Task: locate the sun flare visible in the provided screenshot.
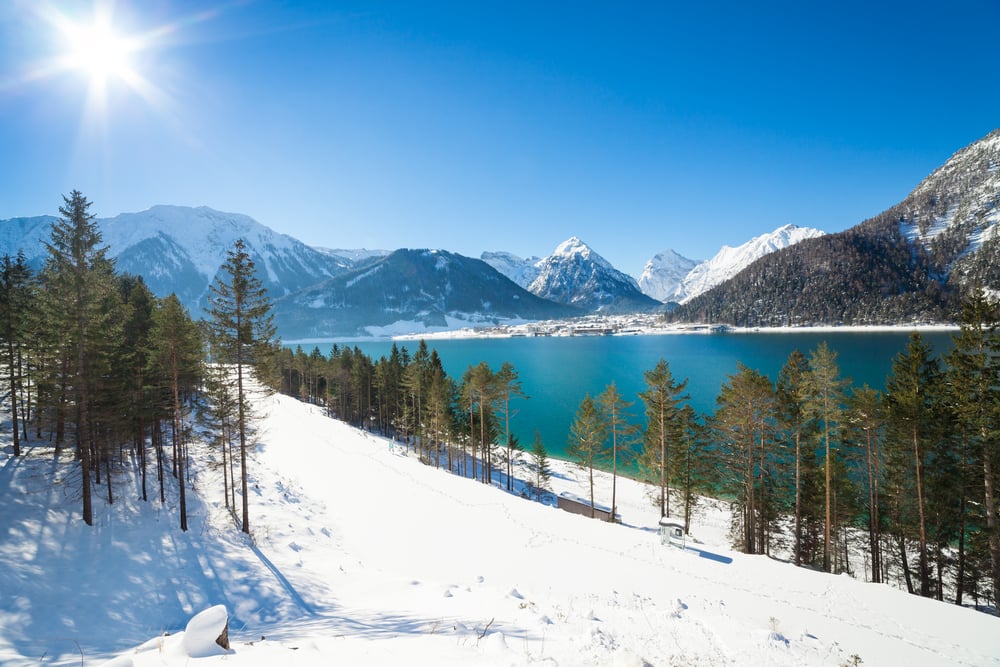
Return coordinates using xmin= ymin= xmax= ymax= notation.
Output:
xmin=64 ymin=18 xmax=135 ymax=84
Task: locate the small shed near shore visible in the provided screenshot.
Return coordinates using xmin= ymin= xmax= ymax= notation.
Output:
xmin=557 ymin=491 xmax=617 ymax=522
xmin=659 ymin=517 xmax=686 ymax=548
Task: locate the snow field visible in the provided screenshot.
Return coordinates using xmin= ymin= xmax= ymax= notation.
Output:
xmin=1 ymin=388 xmax=998 ymax=665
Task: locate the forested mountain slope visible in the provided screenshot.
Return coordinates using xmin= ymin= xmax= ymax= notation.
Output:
xmin=669 ymin=129 xmax=1000 ymax=326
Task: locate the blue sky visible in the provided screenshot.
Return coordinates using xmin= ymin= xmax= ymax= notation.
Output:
xmin=1 ymin=0 xmax=997 ymax=277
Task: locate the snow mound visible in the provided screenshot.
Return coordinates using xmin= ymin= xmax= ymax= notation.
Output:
xmin=181 ymin=604 xmax=231 ymax=658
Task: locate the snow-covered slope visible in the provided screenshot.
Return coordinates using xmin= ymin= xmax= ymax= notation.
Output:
xmin=637 ymin=249 xmax=700 ymax=303
xmin=480 ymin=250 xmax=542 ymax=289
xmin=677 ymin=224 xmax=825 ymax=303
xmin=896 ymin=128 xmax=1000 ymax=287
xmin=528 ymin=237 xmax=661 ymax=312
xmin=2 ymin=386 xmax=996 ymax=666
xmin=313 ymin=247 xmax=392 ymax=265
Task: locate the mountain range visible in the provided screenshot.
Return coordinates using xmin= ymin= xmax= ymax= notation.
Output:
xmin=1 ymin=128 xmax=997 ymax=336
xmin=0 ymin=206 xmax=781 ymax=338
xmin=669 ymin=128 xmax=1000 ymax=326
xmin=636 ymin=224 xmax=825 ymax=304
xmin=482 ymin=237 xmax=662 ymax=313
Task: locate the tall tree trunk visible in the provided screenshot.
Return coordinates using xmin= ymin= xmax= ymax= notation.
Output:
xmin=7 ymin=336 xmax=20 ymax=456
xmin=912 ymin=427 xmax=930 ymax=596
xmin=174 ymin=360 xmax=188 ymax=532
xmin=238 ymin=361 xmax=250 ymax=534
xmin=824 ymin=403 xmax=832 ymax=573
xmin=982 ymin=431 xmax=1000 ymax=616
xmin=795 ymin=430 xmax=802 ymax=567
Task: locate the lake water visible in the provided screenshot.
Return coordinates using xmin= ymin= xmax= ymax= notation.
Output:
xmin=303 ymin=330 xmax=956 ymax=461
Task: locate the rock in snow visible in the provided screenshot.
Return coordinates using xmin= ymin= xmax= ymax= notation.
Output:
xmin=181 ymin=605 xmax=231 ymax=657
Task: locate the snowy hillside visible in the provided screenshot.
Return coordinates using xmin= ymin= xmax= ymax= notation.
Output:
xmin=528 ymin=237 xmax=661 ymax=312
xmin=676 ymin=224 xmax=825 ymax=303
xmin=902 ymin=128 xmax=1000 ymax=256
xmin=313 ymin=247 xmax=392 ymax=265
xmin=2 ymin=387 xmax=997 ymax=666
xmin=480 ymin=250 xmax=542 ymax=289
xmin=637 ymin=249 xmax=700 ymax=303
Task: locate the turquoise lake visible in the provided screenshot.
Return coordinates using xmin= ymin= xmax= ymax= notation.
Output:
xmin=296 ymin=330 xmax=956 ymax=461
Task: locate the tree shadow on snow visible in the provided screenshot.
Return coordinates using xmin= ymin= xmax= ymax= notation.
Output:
xmin=0 ymin=447 xmax=312 ymax=664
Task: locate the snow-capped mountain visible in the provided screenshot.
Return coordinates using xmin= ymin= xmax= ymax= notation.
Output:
xmin=0 ymin=205 xmax=347 ymax=317
xmin=480 ymin=250 xmax=542 ymax=289
xmin=670 ymin=128 xmax=1000 ymax=326
xmin=108 ymin=206 xmax=351 ymax=314
xmin=637 ymin=249 xmax=700 ymax=303
xmin=274 ymin=248 xmax=581 ymax=338
xmin=674 ymin=224 xmax=826 ymax=303
xmin=527 ymin=237 xmax=662 ymax=313
xmin=899 ymin=128 xmax=1000 ymax=282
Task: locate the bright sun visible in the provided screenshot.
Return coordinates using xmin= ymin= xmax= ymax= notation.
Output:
xmin=63 ymin=18 xmax=136 ymax=85
xmin=30 ymin=2 xmax=170 ymax=122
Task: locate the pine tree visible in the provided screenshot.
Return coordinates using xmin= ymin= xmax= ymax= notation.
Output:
xmin=846 ymin=384 xmax=886 ymax=583
xmin=712 ymin=363 xmax=775 ymax=554
xmin=41 ymin=190 xmax=117 ymax=526
xmin=461 ymin=362 xmax=496 ymax=483
xmin=568 ymin=393 xmax=608 ymax=518
xmin=673 ymin=405 xmax=708 ymax=533
xmin=528 ymin=430 xmax=552 ymax=501
xmin=425 ymin=355 xmax=455 ymax=470
xmin=0 ymin=252 xmax=33 ymax=457
xmin=944 ymin=289 xmax=1000 ymax=612
xmin=117 ymin=275 xmax=156 ymax=502
xmin=803 ymin=342 xmax=849 ymax=572
xmin=776 ymin=349 xmax=813 ymax=566
xmin=150 ymin=294 xmax=203 ymax=531
xmin=885 ymin=332 xmax=942 ymax=596
xmin=495 ymin=361 xmax=527 ymax=491
xmin=598 ymin=381 xmax=633 ymax=522
xmin=638 ymin=359 xmax=689 ymax=518
xmin=207 ymin=239 xmax=277 ymax=534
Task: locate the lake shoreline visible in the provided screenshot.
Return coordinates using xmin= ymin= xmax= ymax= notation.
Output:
xmin=284 ymin=321 xmax=960 ymax=346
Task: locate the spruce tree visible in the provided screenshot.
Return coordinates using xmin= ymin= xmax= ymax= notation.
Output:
xmin=41 ymin=190 xmax=116 ymax=526
xmin=208 ymin=239 xmax=277 ymax=534
xmin=528 ymin=430 xmax=552 ymax=501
